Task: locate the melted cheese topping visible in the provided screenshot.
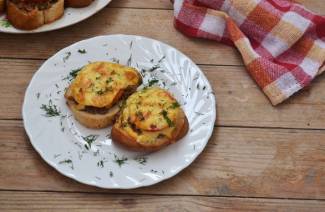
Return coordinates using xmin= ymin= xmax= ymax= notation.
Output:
xmin=69 ymin=62 xmax=141 ymax=108
xmin=117 ymin=87 xmax=183 ymax=144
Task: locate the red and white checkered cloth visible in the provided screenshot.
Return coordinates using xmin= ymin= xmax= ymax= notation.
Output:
xmin=173 ymin=0 xmax=325 ymax=105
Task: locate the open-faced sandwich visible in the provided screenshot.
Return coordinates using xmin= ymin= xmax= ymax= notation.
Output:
xmin=3 ymin=0 xmax=95 ymax=30
xmin=65 ymin=0 xmax=93 ymax=8
xmin=112 ymin=87 xmax=189 ymax=152
xmin=7 ymin=0 xmax=65 ymax=30
xmin=64 ymin=62 xmax=142 ymax=129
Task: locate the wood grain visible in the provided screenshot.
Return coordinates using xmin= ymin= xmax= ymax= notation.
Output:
xmin=0 ymin=8 xmax=243 ymax=65
xmin=112 ymin=0 xmax=325 ymax=14
xmin=1 ymin=120 xmax=324 ymax=199
xmin=110 ymin=0 xmax=172 ymax=9
xmin=1 ymin=191 xmax=325 ymax=212
xmin=1 ymin=59 xmax=325 ymax=129
xmin=0 ymin=1 xmax=323 ymax=63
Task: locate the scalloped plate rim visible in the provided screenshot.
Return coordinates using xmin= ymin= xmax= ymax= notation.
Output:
xmin=22 ymin=34 xmax=216 ymax=189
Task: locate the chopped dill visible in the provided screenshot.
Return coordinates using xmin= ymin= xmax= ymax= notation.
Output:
xmin=113 ymin=154 xmax=128 ymax=167
xmin=63 ymin=67 xmax=82 ymax=81
xmin=170 ymin=102 xmax=180 ymax=109
xmin=40 ymin=100 xmax=61 ymax=117
xmin=160 ymin=110 xmax=174 ymax=127
xmin=134 ymin=156 xmax=147 ymax=165
xmin=148 ymin=79 xmax=159 ymax=87
xmin=63 ymin=52 xmax=71 ymax=62
xmin=97 ymin=160 xmax=104 ymax=168
xmin=82 ymin=135 xmax=99 ymax=150
xmin=78 ymin=49 xmax=87 ymax=54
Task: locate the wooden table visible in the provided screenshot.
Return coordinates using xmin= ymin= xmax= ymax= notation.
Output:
xmin=1 ymin=0 xmax=325 ymax=211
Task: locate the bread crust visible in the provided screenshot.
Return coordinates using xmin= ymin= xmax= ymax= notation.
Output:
xmin=112 ymin=110 xmax=189 ymax=152
xmin=6 ymin=0 xmax=64 ymax=30
xmin=64 ymin=62 xmax=142 ymax=129
xmin=67 ymin=99 xmax=120 ymax=129
xmin=44 ymin=0 xmax=64 ymax=24
xmin=65 ymin=0 xmax=93 ymax=8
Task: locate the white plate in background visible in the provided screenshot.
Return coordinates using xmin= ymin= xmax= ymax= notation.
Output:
xmin=0 ymin=0 xmax=112 ymax=33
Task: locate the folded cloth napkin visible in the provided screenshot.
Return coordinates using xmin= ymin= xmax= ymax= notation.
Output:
xmin=173 ymin=0 xmax=325 ymax=105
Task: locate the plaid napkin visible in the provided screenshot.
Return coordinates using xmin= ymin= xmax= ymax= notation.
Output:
xmin=173 ymin=0 xmax=325 ymax=105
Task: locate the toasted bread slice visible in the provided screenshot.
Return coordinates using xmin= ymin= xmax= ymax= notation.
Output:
xmin=112 ymin=87 xmax=189 ymax=152
xmin=0 ymin=0 xmax=5 ymax=13
xmin=65 ymin=62 xmax=142 ymax=129
xmin=65 ymin=0 xmax=93 ymax=8
xmin=7 ymin=0 xmax=64 ymax=30
xmin=66 ymin=99 xmax=120 ymax=129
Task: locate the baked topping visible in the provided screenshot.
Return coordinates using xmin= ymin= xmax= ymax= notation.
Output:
xmin=116 ymin=87 xmax=183 ymax=144
xmin=67 ymin=62 xmax=141 ymax=109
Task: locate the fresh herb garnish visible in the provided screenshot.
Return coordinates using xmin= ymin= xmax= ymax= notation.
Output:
xmin=134 ymin=156 xmax=147 ymax=165
xmin=170 ymin=82 xmax=177 ymax=86
xmin=63 ymin=52 xmax=71 ymax=62
xmin=160 ymin=110 xmax=174 ymax=127
xmin=158 ymin=55 xmax=166 ymax=63
xmin=148 ymin=79 xmax=159 ymax=87
xmin=59 ymin=159 xmax=74 ymax=169
xmin=111 ymin=58 xmax=120 ymax=64
xmin=109 ymin=171 xmax=114 ymax=177
xmin=96 ymin=89 xmax=105 ymax=95
xmin=40 ymin=100 xmax=61 ymax=117
xmin=97 ymin=160 xmax=104 ymax=168
xmin=0 ymin=20 xmax=11 ymax=28
xmin=113 ymin=154 xmax=128 ymax=167
xmin=63 ymin=67 xmax=82 ymax=81
xmin=78 ymin=49 xmax=87 ymax=54
xmin=82 ymin=135 xmax=99 ymax=150
xmin=106 ymin=77 xmax=113 ymax=84
xmin=170 ymin=102 xmax=180 ymax=109
xmin=135 ymin=111 xmax=145 ymax=121
xmin=54 ymin=154 xmax=61 ymax=159
xmin=148 ymin=65 xmax=160 ymax=72
xmin=127 ymin=54 xmax=132 ymax=66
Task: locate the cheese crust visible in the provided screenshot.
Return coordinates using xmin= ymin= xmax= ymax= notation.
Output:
xmin=65 ymin=61 xmax=142 ymax=129
xmin=112 ymin=87 xmax=189 ymax=151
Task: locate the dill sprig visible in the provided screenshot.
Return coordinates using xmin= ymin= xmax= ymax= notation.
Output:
xmin=170 ymin=102 xmax=180 ymax=109
xmin=148 ymin=79 xmax=159 ymax=87
xmin=59 ymin=159 xmax=74 ymax=169
xmin=63 ymin=67 xmax=82 ymax=81
xmin=113 ymin=154 xmax=128 ymax=167
xmin=82 ymin=135 xmax=99 ymax=150
xmin=134 ymin=156 xmax=147 ymax=165
xmin=160 ymin=110 xmax=174 ymax=127
xmin=63 ymin=52 xmax=71 ymax=62
xmin=40 ymin=100 xmax=61 ymax=117
xmin=78 ymin=49 xmax=87 ymax=54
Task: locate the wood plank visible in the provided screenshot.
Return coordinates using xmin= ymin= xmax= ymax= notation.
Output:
xmin=1 ymin=120 xmax=324 ymax=199
xmin=0 ymin=8 xmax=242 ymax=65
xmin=1 ymin=59 xmax=325 ymax=129
xmin=1 ymin=191 xmax=325 ymax=212
xmin=0 ymin=1 xmax=323 ymax=63
xmin=111 ymin=0 xmax=325 ymax=15
xmin=110 ymin=0 xmax=172 ymax=9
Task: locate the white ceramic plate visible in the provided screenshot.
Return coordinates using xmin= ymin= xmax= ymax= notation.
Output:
xmin=0 ymin=0 xmax=111 ymax=33
xmin=23 ymin=34 xmax=216 ymax=189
